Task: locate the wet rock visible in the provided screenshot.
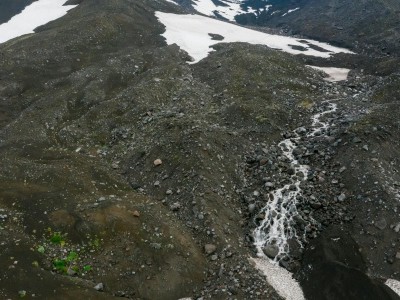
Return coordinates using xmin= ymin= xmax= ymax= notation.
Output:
xmin=311 ymin=202 xmax=322 ymax=209
xmin=287 ymin=168 xmax=295 ymax=176
xmin=262 ymin=244 xmax=279 ymax=258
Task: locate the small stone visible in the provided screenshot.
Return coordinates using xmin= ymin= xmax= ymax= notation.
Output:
xmin=204 ymin=244 xmax=217 ymax=255
xmin=311 ymin=202 xmax=322 ymax=209
xmin=338 ymin=193 xmax=346 ymax=202
xmin=375 ymin=218 xmax=387 ymax=230
xmin=67 ymin=268 xmax=77 ymax=276
xmin=362 ymin=145 xmax=369 ymax=151
xmin=94 ymin=283 xmax=104 ymax=291
xmin=153 ymin=159 xmax=162 ymax=166
xmin=166 ymin=189 xmax=173 ymax=195
xmin=287 ymin=168 xmax=295 ymax=175
xmin=132 ymin=210 xmax=140 ymax=217
xmin=396 ymin=252 xmax=400 ymax=260
xmin=170 ymin=202 xmax=181 ymax=211
xmin=211 ymin=254 xmax=218 ymax=261
xmin=253 ymin=191 xmax=260 ymax=197
xmin=296 ymin=127 xmax=307 ymax=134
xmin=353 ymin=137 xmax=362 ymax=143
xmin=248 ymin=204 xmax=256 ymax=214
xmin=265 ymin=182 xmax=274 ymax=188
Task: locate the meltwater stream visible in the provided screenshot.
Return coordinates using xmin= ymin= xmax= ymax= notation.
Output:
xmin=252 ymin=101 xmax=338 ymax=300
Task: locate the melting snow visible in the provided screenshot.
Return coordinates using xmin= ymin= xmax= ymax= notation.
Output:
xmin=156 ymin=12 xmax=354 ymax=63
xmin=282 ymin=7 xmax=300 ymax=16
xmin=192 ymin=0 xmax=269 ymax=21
xmin=307 ymin=66 xmax=351 ymax=82
xmin=386 ymin=279 xmax=400 ymax=297
xmin=0 ymin=0 xmax=77 ymax=44
xmin=251 ymin=258 xmax=305 ymax=300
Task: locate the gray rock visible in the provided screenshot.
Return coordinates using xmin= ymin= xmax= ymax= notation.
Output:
xmin=375 ymin=218 xmax=387 ymax=230
xmin=338 ymin=193 xmax=346 ymax=202
xmin=248 ymin=204 xmax=256 ymax=214
xmin=94 ymin=283 xmax=104 ymax=291
xmin=170 ymin=202 xmax=181 ymax=211
xmin=265 ymin=182 xmax=274 ymax=188
xmin=204 ymin=244 xmax=217 ymax=255
xmin=311 ymin=202 xmax=322 ymax=209
xmin=296 ymin=127 xmax=307 ymax=134
xmin=262 ymin=244 xmax=279 ymax=258
xmin=394 ymin=223 xmax=400 ymax=233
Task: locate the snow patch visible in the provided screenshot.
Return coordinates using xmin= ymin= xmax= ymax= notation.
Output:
xmin=192 ymin=0 xmax=269 ymax=21
xmin=307 ymin=66 xmax=351 ymax=82
xmin=251 ymin=257 xmax=305 ymax=300
xmin=386 ymin=279 xmax=400 ymax=297
xmin=0 ymin=0 xmax=77 ymax=44
xmin=282 ymin=7 xmax=300 ymax=16
xmin=156 ymin=12 xmax=354 ymax=63
xmin=164 ymin=0 xmax=178 ymax=5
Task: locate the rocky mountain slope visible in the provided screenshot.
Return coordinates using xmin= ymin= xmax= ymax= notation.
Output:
xmin=235 ymin=0 xmax=400 ymax=56
xmin=0 ymin=0 xmax=400 ymax=299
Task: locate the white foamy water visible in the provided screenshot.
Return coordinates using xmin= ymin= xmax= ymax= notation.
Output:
xmin=0 ymin=0 xmax=77 ymax=44
xmin=254 ymin=102 xmax=337 ymax=259
xmin=252 ymin=101 xmax=338 ymax=299
xmin=156 ymin=12 xmax=354 ymax=63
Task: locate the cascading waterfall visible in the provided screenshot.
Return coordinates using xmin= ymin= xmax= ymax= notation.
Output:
xmin=254 ymin=101 xmax=338 ymax=260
